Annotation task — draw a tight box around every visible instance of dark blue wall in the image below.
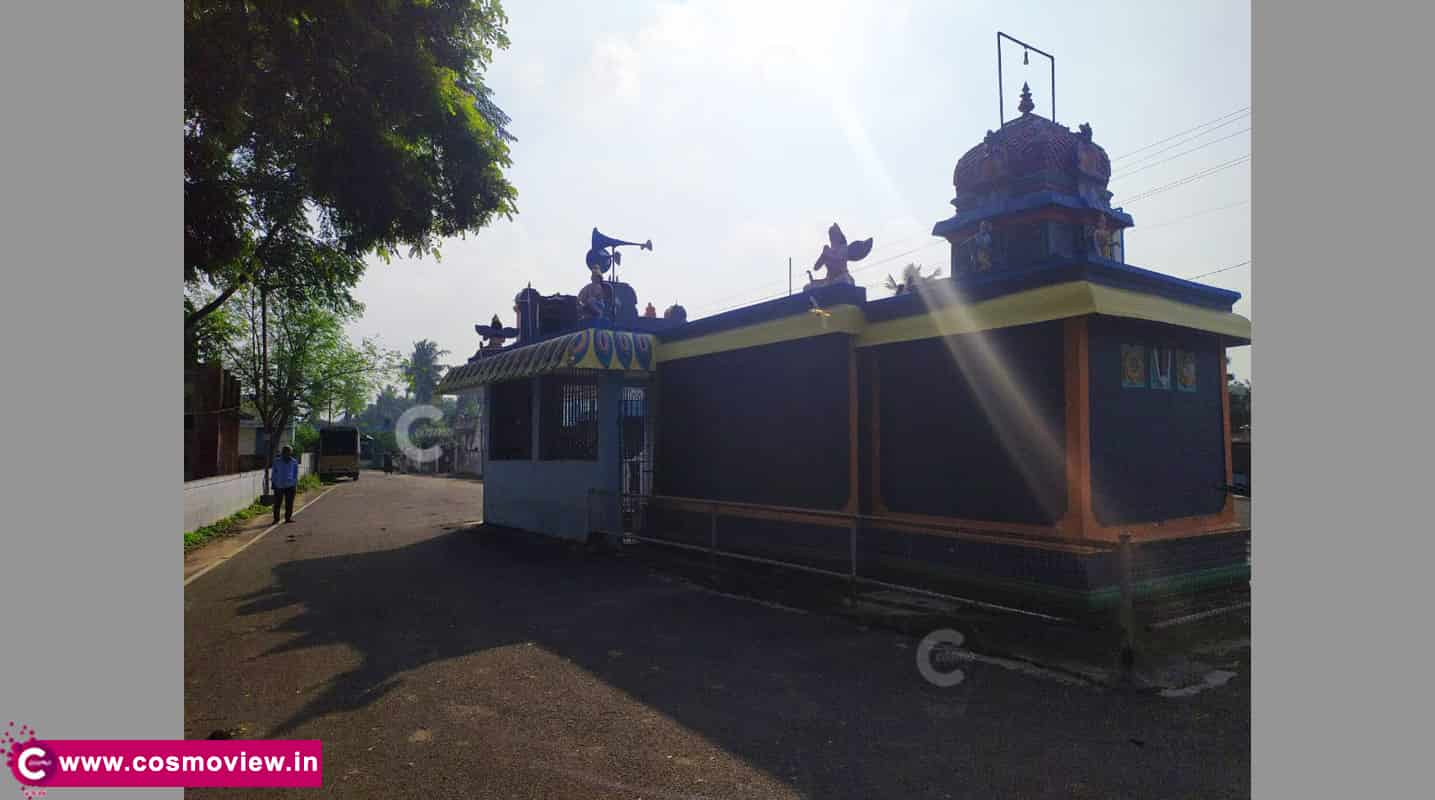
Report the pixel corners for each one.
[871,321,1067,524]
[655,333,852,508]
[1087,316,1227,524]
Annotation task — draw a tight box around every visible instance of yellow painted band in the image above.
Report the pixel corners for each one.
[856,281,1251,348]
[1086,282,1251,340]
[656,304,866,363]
[444,282,1251,380]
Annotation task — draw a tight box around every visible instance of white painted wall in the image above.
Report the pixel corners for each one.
[237,424,260,456]
[183,453,315,533]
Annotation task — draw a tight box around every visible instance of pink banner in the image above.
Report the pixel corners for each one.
[7,740,322,788]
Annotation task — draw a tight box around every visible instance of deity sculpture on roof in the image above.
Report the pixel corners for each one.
[969,221,994,271]
[1085,216,1115,260]
[475,313,517,351]
[577,266,614,320]
[805,223,873,291]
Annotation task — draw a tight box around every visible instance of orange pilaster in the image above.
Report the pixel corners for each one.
[1059,316,1093,539]
[1217,341,1237,523]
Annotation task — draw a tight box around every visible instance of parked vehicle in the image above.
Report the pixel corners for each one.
[318,425,362,481]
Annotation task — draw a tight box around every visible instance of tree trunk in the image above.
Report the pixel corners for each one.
[260,283,270,495]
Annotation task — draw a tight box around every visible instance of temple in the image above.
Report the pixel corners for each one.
[436,84,1251,616]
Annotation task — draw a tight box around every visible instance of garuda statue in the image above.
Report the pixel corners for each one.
[475,314,518,349]
[805,223,873,291]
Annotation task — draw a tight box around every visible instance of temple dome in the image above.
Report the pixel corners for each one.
[952,91,1113,214]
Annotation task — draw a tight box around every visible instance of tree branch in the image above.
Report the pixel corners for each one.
[184,279,243,330]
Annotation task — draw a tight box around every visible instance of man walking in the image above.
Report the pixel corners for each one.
[270,445,300,524]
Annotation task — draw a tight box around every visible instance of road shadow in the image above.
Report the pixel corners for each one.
[226,523,1248,798]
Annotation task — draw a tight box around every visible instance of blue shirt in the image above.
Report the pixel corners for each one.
[270,455,300,489]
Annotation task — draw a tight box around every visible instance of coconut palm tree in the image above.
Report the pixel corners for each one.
[404,339,450,404]
[884,262,943,295]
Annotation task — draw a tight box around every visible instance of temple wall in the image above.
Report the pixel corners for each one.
[867,320,1068,525]
[481,374,625,541]
[483,459,607,541]
[655,333,852,509]
[1086,316,1228,525]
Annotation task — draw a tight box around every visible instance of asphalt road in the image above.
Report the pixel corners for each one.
[184,472,1249,799]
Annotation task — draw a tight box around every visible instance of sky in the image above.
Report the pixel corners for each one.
[346,0,1252,383]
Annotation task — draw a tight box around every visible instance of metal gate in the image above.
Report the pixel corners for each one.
[618,382,655,533]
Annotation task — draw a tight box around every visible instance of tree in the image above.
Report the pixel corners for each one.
[361,385,409,430]
[370,430,399,458]
[1226,357,1251,430]
[185,282,247,365]
[294,423,321,453]
[222,289,394,491]
[403,339,450,403]
[883,262,943,295]
[1229,380,1252,431]
[184,0,519,331]
[303,326,401,424]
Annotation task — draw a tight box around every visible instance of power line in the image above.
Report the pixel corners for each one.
[1113,113,1250,169]
[691,230,940,315]
[850,240,947,276]
[686,112,1254,318]
[690,275,790,315]
[1121,154,1251,205]
[1110,107,1250,162]
[1138,200,1250,230]
[1183,260,1250,281]
[1111,113,1250,171]
[1111,127,1251,182]
[695,240,948,317]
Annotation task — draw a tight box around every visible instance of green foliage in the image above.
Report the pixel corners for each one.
[302,318,402,422]
[883,262,943,295]
[354,384,413,435]
[184,0,519,330]
[223,289,397,464]
[403,339,451,403]
[294,423,320,453]
[1226,356,1251,431]
[185,283,248,364]
[1229,379,1251,430]
[184,473,324,550]
[370,430,399,456]
[184,499,268,550]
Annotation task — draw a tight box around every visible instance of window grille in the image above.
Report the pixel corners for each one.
[540,376,600,461]
[621,386,647,460]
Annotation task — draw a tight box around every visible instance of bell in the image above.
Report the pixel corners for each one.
[1023,48,1029,65]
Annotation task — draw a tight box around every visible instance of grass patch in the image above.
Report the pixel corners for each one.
[183,473,324,551]
[184,501,269,551]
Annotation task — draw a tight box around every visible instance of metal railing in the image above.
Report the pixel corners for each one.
[588,489,1077,624]
[588,489,1253,653]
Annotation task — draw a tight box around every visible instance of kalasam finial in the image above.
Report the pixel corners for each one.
[1018,82,1035,115]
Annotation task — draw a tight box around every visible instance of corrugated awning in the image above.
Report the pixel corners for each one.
[438,328,657,394]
